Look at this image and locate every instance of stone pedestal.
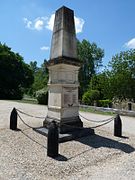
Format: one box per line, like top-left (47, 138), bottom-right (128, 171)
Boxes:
top-left (43, 63), bottom-right (83, 133)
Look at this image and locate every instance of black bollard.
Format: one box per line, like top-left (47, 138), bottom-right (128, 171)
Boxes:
top-left (128, 103), bottom-right (132, 111)
top-left (10, 108), bottom-right (17, 130)
top-left (47, 121), bottom-right (59, 158)
top-left (114, 114), bottom-right (122, 137)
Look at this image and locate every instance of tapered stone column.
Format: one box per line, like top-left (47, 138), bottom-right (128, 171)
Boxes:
top-left (43, 6), bottom-right (83, 133)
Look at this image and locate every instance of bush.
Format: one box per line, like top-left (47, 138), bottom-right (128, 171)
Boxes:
top-left (0, 88), bottom-right (23, 100)
top-left (82, 90), bottom-right (100, 105)
top-left (82, 91), bottom-right (91, 105)
top-left (36, 88), bottom-right (48, 105)
top-left (97, 99), bottom-right (112, 107)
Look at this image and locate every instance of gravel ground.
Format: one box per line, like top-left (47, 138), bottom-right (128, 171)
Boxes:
top-left (0, 100), bottom-right (135, 180)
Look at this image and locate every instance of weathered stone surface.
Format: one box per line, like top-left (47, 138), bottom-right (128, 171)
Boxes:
top-left (50, 6), bottom-right (77, 61)
top-left (44, 6), bottom-right (89, 134)
top-left (44, 64), bottom-right (82, 133)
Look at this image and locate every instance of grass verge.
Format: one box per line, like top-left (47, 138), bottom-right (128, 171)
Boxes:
top-left (79, 107), bottom-right (115, 116)
top-left (9, 98), bottom-right (38, 105)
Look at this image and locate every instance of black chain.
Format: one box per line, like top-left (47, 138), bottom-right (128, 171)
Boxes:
top-left (20, 130), bottom-right (47, 149)
top-left (16, 108), bottom-right (45, 119)
top-left (16, 110), bottom-right (47, 148)
top-left (61, 117), bottom-right (114, 129)
top-left (90, 118), bottom-right (114, 128)
top-left (79, 113), bottom-right (114, 123)
top-left (16, 108), bottom-right (114, 130)
top-left (17, 111), bottom-right (38, 129)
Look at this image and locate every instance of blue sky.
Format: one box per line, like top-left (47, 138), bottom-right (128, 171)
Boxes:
top-left (0, 0), bottom-right (135, 68)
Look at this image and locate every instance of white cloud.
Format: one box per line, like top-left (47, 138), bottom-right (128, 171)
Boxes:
top-left (46, 14), bottom-right (85, 33)
top-left (23, 18), bottom-right (33, 29)
top-left (125, 38), bottom-right (135, 49)
top-left (23, 14), bottom-right (85, 33)
top-left (46, 14), bottom-right (55, 31)
top-left (23, 17), bottom-right (47, 31)
top-left (34, 19), bottom-right (44, 31)
top-left (40, 46), bottom-right (49, 51)
top-left (74, 16), bottom-right (85, 33)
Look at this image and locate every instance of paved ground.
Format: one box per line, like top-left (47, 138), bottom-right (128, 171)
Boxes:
top-left (0, 100), bottom-right (135, 180)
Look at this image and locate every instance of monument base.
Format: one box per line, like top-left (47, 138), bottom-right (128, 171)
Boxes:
top-left (34, 126), bottom-right (94, 143)
top-left (40, 115), bottom-right (95, 142)
top-left (43, 116), bottom-right (84, 133)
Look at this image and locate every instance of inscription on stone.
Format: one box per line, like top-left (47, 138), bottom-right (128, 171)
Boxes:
top-left (64, 94), bottom-right (70, 104)
top-left (63, 87), bottom-right (77, 106)
top-left (72, 94), bottom-right (77, 104)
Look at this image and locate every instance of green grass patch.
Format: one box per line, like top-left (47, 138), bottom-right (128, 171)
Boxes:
top-left (79, 107), bottom-right (115, 116)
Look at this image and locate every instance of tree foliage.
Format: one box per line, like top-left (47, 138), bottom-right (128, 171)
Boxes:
top-left (36, 88), bottom-right (48, 105)
top-left (89, 49), bottom-right (135, 102)
top-left (89, 72), bottom-right (112, 100)
top-left (82, 89), bottom-right (100, 105)
top-left (0, 43), bottom-right (34, 99)
top-left (29, 61), bottom-right (38, 73)
top-left (77, 39), bottom-right (104, 98)
top-left (108, 49), bottom-right (135, 100)
top-left (28, 59), bottom-right (49, 96)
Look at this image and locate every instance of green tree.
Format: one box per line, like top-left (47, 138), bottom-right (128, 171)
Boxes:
top-left (77, 39), bottom-right (104, 98)
top-left (89, 71), bottom-right (112, 100)
top-left (29, 59), bottom-right (49, 96)
top-left (108, 49), bottom-right (135, 100)
top-left (0, 43), bottom-right (34, 99)
top-left (82, 89), bottom-right (100, 105)
top-left (89, 49), bottom-right (135, 101)
top-left (29, 61), bottom-right (39, 73)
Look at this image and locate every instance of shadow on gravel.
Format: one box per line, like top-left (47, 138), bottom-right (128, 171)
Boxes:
top-left (10, 128), bottom-right (21, 132)
top-left (76, 134), bottom-right (135, 154)
top-left (55, 154), bottom-right (68, 161)
top-left (120, 136), bottom-right (129, 139)
top-left (20, 130), bottom-right (47, 149)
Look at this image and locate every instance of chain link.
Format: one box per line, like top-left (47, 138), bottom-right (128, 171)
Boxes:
top-left (16, 108), bottom-right (45, 119)
top-left (16, 108), bottom-right (114, 130)
top-left (79, 113), bottom-right (114, 123)
top-left (60, 117), bottom-right (114, 129)
top-left (17, 111), bottom-right (37, 129)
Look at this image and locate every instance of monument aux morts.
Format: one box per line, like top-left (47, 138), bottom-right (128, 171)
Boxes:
top-left (43, 6), bottom-right (94, 135)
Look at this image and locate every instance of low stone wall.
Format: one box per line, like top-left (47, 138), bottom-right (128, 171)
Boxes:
top-left (112, 102), bottom-right (135, 111)
top-left (80, 104), bottom-right (135, 117)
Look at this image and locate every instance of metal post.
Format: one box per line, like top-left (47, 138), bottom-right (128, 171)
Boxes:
top-left (47, 121), bottom-right (59, 158)
top-left (10, 108), bottom-right (17, 130)
top-left (114, 114), bottom-right (122, 137)
top-left (128, 103), bottom-right (132, 111)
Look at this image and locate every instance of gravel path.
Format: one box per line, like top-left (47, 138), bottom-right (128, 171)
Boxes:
top-left (0, 100), bottom-right (135, 180)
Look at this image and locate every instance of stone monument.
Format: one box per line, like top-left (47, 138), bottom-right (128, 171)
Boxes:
top-left (43, 6), bottom-right (82, 133)
top-left (42, 6), bottom-right (94, 137)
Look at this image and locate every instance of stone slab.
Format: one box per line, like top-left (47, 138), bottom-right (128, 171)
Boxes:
top-left (33, 127), bottom-right (95, 143)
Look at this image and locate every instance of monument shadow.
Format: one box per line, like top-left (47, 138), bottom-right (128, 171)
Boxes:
top-left (75, 134), bottom-right (135, 154)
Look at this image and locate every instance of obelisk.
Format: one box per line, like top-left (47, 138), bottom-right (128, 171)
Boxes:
top-left (44, 6), bottom-right (83, 133)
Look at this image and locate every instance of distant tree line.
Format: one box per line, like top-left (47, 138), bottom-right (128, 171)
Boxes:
top-left (0, 43), bottom-right (34, 99)
top-left (82, 48), bottom-right (135, 106)
top-left (0, 41), bottom-right (135, 106)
